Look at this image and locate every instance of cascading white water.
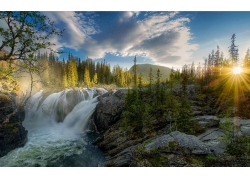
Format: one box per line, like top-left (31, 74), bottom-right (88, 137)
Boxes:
top-left (0, 88), bottom-right (107, 167)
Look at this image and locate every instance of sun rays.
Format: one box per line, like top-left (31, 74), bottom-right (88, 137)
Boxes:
top-left (233, 67), bottom-right (243, 75)
top-left (208, 66), bottom-right (250, 117)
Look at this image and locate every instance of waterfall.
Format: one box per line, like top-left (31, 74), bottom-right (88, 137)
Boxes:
top-left (0, 88), bottom-right (107, 167)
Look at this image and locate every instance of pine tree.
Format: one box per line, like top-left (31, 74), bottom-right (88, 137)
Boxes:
top-left (169, 67), bottom-right (175, 93)
top-left (124, 68), bottom-right (132, 87)
top-left (84, 67), bottom-right (91, 87)
top-left (67, 59), bottom-right (78, 87)
top-left (190, 62), bottom-right (195, 79)
top-left (148, 67), bottom-right (154, 93)
top-left (243, 48), bottom-right (250, 68)
top-left (155, 68), bottom-right (161, 104)
top-left (133, 56), bottom-right (137, 88)
top-left (138, 72), bottom-right (143, 91)
top-left (93, 73), bottom-right (98, 84)
top-left (229, 33), bottom-right (239, 66)
top-left (62, 63), bottom-right (68, 88)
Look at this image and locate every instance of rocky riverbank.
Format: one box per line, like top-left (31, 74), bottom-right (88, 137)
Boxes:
top-left (93, 87), bottom-right (250, 167)
top-left (0, 92), bottom-right (27, 158)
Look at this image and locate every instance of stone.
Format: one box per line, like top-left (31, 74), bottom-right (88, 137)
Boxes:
top-left (105, 145), bottom-right (137, 167)
top-left (93, 89), bottom-right (128, 133)
top-left (192, 115), bottom-right (220, 128)
top-left (198, 128), bottom-right (226, 157)
top-left (169, 131), bottom-right (211, 155)
top-left (0, 107), bottom-right (27, 157)
top-left (145, 131), bottom-right (210, 155)
top-left (145, 134), bottom-right (175, 152)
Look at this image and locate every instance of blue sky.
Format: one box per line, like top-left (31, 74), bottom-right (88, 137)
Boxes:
top-left (39, 11), bottom-right (250, 69)
top-left (1, 1), bottom-right (250, 70)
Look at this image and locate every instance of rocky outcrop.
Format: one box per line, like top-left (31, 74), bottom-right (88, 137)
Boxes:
top-left (198, 128), bottom-right (226, 157)
top-left (98, 130), bottom-right (213, 167)
top-left (93, 85), bottom-right (250, 166)
top-left (192, 115), bottom-right (220, 128)
top-left (0, 93), bottom-right (27, 157)
top-left (145, 131), bottom-right (211, 155)
top-left (93, 89), bottom-right (128, 133)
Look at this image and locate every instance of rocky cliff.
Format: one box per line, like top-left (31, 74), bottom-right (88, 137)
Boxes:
top-left (0, 77), bottom-right (27, 158)
top-left (93, 89), bottom-right (128, 133)
top-left (93, 87), bottom-right (250, 167)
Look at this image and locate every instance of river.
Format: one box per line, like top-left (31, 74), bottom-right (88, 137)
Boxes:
top-left (0, 88), bottom-right (107, 167)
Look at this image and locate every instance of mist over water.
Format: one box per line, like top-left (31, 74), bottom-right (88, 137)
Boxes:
top-left (0, 88), bottom-right (107, 167)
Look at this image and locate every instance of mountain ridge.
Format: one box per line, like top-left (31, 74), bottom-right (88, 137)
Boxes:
top-left (129, 63), bottom-right (172, 82)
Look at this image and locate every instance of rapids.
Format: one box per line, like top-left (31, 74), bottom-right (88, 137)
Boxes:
top-left (0, 88), bottom-right (108, 167)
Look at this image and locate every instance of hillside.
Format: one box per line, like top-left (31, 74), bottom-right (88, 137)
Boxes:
top-left (129, 64), bottom-right (172, 82)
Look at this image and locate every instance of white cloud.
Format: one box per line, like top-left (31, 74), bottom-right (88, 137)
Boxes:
top-left (42, 11), bottom-right (198, 68)
top-left (42, 11), bottom-right (99, 50)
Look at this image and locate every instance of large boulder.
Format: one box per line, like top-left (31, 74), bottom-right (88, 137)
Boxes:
top-left (198, 128), bottom-right (226, 157)
top-left (0, 90), bottom-right (28, 158)
top-left (93, 89), bottom-right (128, 133)
top-left (0, 106), bottom-right (27, 157)
top-left (145, 131), bottom-right (211, 155)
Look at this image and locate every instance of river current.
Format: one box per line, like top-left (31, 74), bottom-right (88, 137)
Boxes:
top-left (0, 88), bottom-right (107, 167)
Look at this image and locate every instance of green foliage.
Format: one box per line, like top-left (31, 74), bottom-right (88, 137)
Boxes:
top-left (112, 65), bottom-right (131, 87)
top-left (134, 141), bottom-right (169, 167)
top-left (132, 56), bottom-right (137, 88)
top-left (84, 67), bottom-right (91, 87)
top-left (186, 154), bottom-right (220, 167)
top-left (0, 11), bottom-right (63, 82)
top-left (190, 157), bottom-right (204, 166)
top-left (122, 66), bottom-right (201, 136)
top-left (226, 135), bottom-right (250, 156)
top-left (219, 118), bottom-right (234, 145)
top-left (122, 89), bottom-right (144, 129)
top-left (220, 117), bottom-right (250, 156)
top-left (166, 141), bottom-right (177, 152)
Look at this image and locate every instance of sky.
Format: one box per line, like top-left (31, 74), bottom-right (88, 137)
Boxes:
top-left (1, 1), bottom-right (250, 70)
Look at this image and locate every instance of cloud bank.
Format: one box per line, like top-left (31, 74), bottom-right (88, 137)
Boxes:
top-left (43, 11), bottom-right (198, 67)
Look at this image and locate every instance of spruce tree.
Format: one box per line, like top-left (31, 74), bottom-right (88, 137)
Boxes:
top-left (244, 48), bottom-right (250, 68)
top-left (138, 72), bottom-right (143, 93)
top-left (133, 56), bottom-right (137, 88)
top-left (148, 67), bottom-right (154, 93)
top-left (169, 67), bottom-right (175, 93)
top-left (229, 33), bottom-right (239, 66)
top-left (84, 67), bottom-right (91, 88)
top-left (155, 68), bottom-right (161, 104)
top-left (93, 73), bottom-right (98, 84)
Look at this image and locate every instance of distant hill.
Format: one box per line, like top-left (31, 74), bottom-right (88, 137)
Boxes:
top-left (129, 64), bottom-right (172, 82)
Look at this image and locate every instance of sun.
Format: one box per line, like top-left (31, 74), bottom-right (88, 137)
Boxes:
top-left (233, 67), bottom-right (242, 75)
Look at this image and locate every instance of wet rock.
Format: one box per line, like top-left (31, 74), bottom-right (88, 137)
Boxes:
top-left (0, 107), bottom-right (27, 158)
top-left (93, 89), bottom-right (128, 133)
